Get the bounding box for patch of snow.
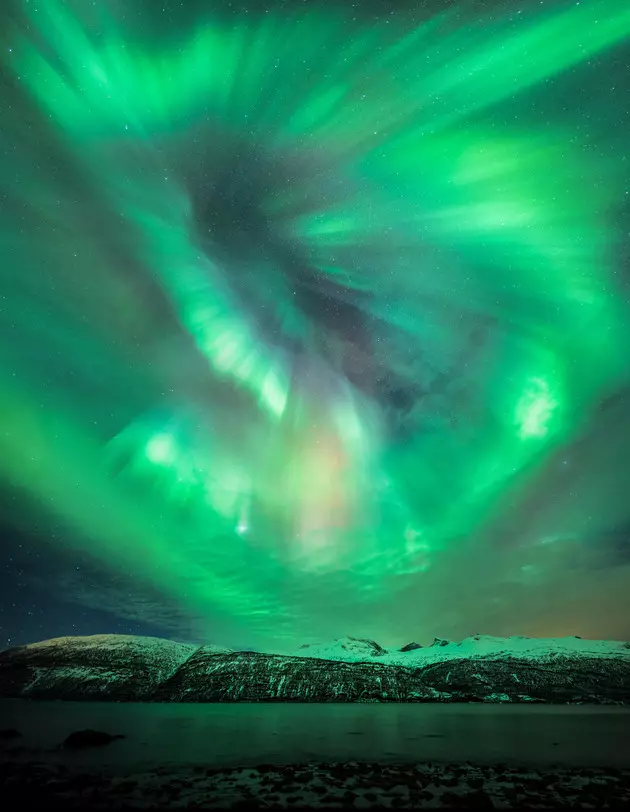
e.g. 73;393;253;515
197;644;234;656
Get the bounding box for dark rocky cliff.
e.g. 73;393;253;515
418;656;630;703
1;634;629;703
153;649;439;702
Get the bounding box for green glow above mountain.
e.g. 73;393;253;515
1;0;630;649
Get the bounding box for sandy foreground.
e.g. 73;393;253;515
1;758;629;808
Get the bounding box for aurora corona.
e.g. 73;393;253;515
1;0;630;650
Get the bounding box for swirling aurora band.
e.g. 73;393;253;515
1;0;630;648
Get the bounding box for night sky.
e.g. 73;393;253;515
1;0;630;653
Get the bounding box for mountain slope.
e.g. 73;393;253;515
154;649;439;702
1;633;629;703
0;634;199;700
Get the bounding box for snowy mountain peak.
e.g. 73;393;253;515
297;636;388;662
294;634;630;666
430;637;452;648
399;642;423;652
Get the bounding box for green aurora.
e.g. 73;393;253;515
1;0;630;649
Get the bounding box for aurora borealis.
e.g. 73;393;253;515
1;0;630;651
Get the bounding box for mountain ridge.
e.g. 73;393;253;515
1;633;629;704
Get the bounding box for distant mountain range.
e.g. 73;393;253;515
1;633;629;703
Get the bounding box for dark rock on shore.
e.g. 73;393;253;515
0;728;22;739
63;730;126;749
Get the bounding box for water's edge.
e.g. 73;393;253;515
3;699;630;770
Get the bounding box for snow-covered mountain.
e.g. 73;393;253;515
295;634;630;667
1;633;629;704
0;634;230;701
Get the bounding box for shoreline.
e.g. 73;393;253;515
2;758;629;808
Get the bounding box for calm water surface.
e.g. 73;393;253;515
1;700;629;770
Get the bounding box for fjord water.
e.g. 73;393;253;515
2;700;630;770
